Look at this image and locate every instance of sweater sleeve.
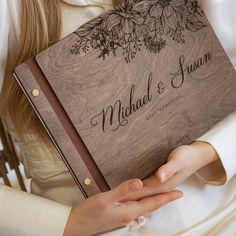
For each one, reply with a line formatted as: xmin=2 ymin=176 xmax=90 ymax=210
xmin=0 ymin=1 xmax=72 ymax=235
xmin=195 ymin=111 xmax=236 ymax=185
xmin=0 ymin=185 xmax=72 ymax=236
xmin=194 ymin=0 xmax=236 ymax=186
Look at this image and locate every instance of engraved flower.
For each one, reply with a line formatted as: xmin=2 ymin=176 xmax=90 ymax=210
xmin=71 ymin=0 xmax=207 ymax=62
xmin=149 ymin=0 xmax=189 ymax=34
xmin=90 ymin=29 xmax=120 ymax=59
xmin=105 ymin=1 xmax=145 ymax=41
xmin=144 ymin=36 xmax=166 ymax=53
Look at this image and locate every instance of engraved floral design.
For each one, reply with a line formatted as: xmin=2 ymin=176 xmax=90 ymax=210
xmin=106 ymin=4 xmax=145 ymax=40
xmin=70 ymin=0 xmax=206 ymax=63
xmin=149 ymin=0 xmax=189 ymax=34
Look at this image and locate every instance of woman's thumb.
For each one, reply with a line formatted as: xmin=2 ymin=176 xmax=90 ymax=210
xmin=156 ymin=159 xmax=180 ymax=183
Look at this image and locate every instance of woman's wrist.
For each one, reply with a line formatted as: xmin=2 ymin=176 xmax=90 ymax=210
xmin=191 ymin=141 xmax=219 ymax=169
xmin=63 ymin=206 xmax=92 ymax=236
xmin=63 ymin=207 xmax=75 ymax=236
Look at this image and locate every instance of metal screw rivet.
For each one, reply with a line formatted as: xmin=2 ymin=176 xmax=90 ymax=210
xmin=84 ymin=178 xmax=91 ymax=186
xmin=32 ymin=89 xmax=39 ymax=97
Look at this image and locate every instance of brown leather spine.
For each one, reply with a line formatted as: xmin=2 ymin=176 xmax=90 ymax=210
xmin=26 ymin=58 xmax=110 ymax=192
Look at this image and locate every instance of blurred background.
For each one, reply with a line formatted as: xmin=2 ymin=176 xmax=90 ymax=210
xmin=200 ymin=0 xmax=236 ymax=68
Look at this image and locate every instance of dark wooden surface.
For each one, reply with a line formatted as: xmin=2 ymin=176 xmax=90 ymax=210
xmin=14 ymin=0 xmax=236 ymax=195
xmin=14 ymin=64 xmax=100 ymax=197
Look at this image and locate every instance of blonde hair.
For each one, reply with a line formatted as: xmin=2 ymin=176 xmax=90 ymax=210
xmin=0 ymin=0 xmax=118 ymax=145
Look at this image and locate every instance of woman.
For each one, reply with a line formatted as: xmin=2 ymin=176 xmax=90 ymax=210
xmin=0 ymin=0 xmax=236 ymax=235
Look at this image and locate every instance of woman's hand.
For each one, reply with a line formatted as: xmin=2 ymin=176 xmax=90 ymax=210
xmin=63 ymin=179 xmax=183 ymax=236
xmin=141 ymin=141 xmax=220 ymax=197
xmin=156 ymin=141 xmax=219 ymax=183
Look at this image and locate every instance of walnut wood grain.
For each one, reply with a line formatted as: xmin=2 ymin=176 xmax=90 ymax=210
xmin=14 ymin=0 xmax=236 ymax=195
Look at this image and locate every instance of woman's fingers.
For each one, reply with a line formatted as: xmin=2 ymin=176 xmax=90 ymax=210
xmin=125 ymin=190 xmax=183 ymax=220
xmin=105 ymin=178 xmax=144 ymax=202
xmin=156 ymin=156 xmax=183 ymax=183
xmin=156 ymin=162 xmax=177 ymax=183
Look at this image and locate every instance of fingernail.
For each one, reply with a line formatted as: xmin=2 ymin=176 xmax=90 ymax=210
xmin=131 ymin=180 xmax=143 ymax=191
xmin=176 ymin=192 xmax=184 ymax=199
xmin=160 ymin=171 xmax=167 ymax=183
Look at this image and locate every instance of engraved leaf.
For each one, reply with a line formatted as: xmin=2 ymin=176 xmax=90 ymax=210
xmin=177 ymin=12 xmax=187 ymax=28
xmin=145 ymin=13 xmax=157 ymax=30
xmin=148 ymin=20 xmax=156 ymax=31
xmin=115 ymin=25 xmax=124 ymax=39
xmin=186 ymin=14 xmax=206 ymax=32
xmin=122 ymin=18 xmax=135 ymax=34
xmin=132 ymin=13 xmax=145 ymax=25
xmin=106 ymin=14 xmax=122 ymax=31
xmin=149 ymin=4 xmax=163 ymax=18
xmin=75 ymin=18 xmax=103 ymax=36
xmin=163 ymin=5 xmax=178 ymax=30
xmin=161 ymin=15 xmax=171 ymax=35
xmin=124 ymin=33 xmax=131 ymax=41
xmin=126 ymin=0 xmax=136 ymax=10
xmin=135 ymin=25 xmax=143 ymax=38
xmin=155 ymin=18 xmax=162 ymax=30
xmin=101 ymin=19 xmax=107 ymax=29
xmin=142 ymin=25 xmax=150 ymax=35
xmin=133 ymin=0 xmax=156 ymax=13
xmin=169 ymin=0 xmax=186 ymax=7
xmin=173 ymin=5 xmax=189 ymax=15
